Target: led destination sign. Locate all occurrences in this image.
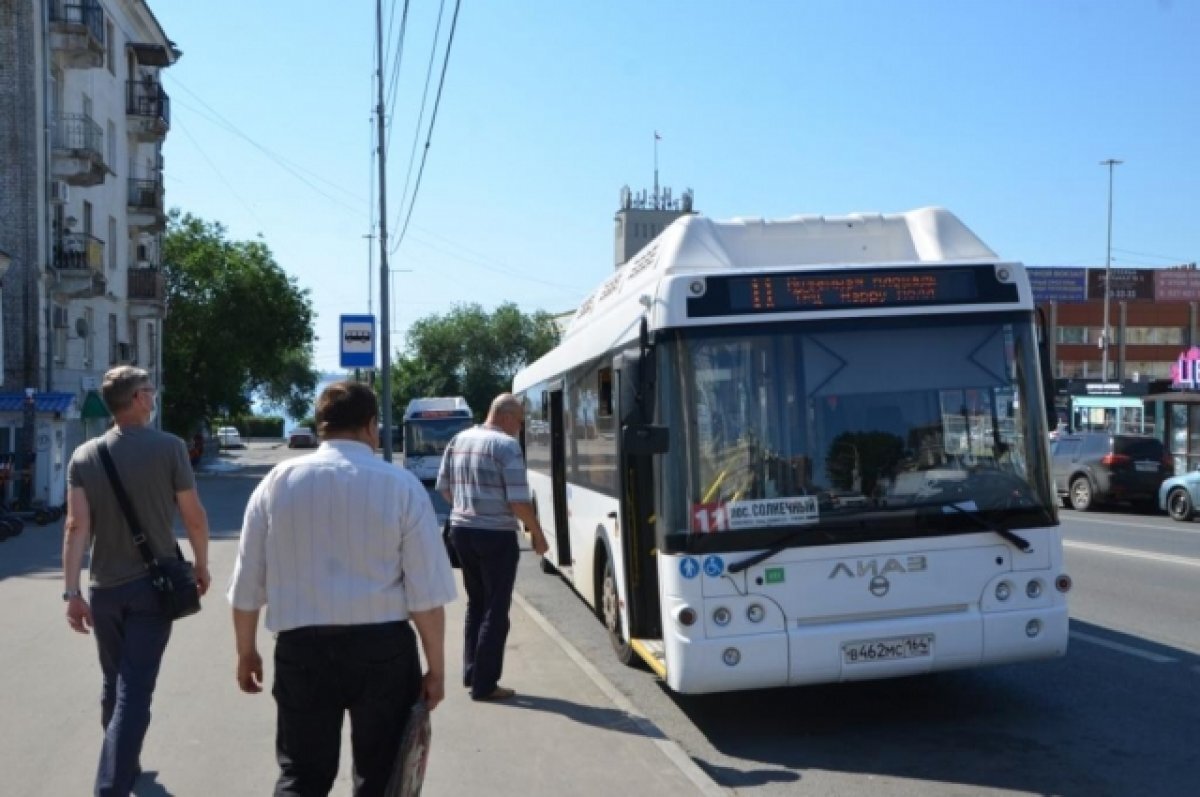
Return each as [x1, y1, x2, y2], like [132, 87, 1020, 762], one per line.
[687, 265, 1019, 317]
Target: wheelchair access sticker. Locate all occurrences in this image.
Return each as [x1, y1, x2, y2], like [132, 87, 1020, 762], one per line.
[703, 555, 725, 578]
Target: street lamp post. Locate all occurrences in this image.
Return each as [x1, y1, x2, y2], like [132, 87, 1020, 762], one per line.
[1100, 158, 1122, 382]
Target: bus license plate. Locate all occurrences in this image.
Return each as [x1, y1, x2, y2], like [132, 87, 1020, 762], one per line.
[842, 635, 933, 665]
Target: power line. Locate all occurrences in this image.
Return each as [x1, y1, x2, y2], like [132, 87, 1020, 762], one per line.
[173, 115, 266, 229]
[1112, 246, 1195, 263]
[392, 0, 448, 234]
[166, 77, 366, 215]
[391, 0, 462, 254]
[383, 0, 412, 139]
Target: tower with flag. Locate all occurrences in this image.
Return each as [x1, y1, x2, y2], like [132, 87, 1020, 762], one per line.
[613, 131, 695, 268]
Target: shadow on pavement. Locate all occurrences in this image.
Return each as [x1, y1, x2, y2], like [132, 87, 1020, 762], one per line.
[670, 619, 1200, 796]
[507, 693, 660, 738]
[133, 770, 174, 796]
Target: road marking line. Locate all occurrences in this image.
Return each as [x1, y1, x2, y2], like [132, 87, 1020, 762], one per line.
[1070, 631, 1178, 663]
[1064, 540, 1200, 569]
[1060, 513, 1200, 535]
[513, 591, 729, 796]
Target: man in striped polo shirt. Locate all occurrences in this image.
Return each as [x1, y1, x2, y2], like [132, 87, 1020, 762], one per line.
[438, 393, 548, 701]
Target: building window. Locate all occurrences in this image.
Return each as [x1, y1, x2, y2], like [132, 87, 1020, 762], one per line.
[127, 318, 139, 365]
[52, 305, 67, 364]
[1056, 327, 1090, 344]
[108, 216, 117, 270]
[106, 21, 115, 75]
[1123, 327, 1185, 346]
[83, 307, 94, 367]
[108, 313, 118, 365]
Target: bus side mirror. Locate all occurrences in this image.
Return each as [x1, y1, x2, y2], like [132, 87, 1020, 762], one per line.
[622, 424, 669, 456]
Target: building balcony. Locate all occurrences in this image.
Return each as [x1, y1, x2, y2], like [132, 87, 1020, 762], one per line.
[52, 233, 107, 298]
[126, 80, 170, 142]
[127, 268, 165, 318]
[49, 0, 106, 70]
[127, 178, 166, 231]
[51, 114, 109, 186]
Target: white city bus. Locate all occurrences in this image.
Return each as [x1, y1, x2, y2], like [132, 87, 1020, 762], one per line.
[513, 208, 1071, 694]
[399, 397, 473, 485]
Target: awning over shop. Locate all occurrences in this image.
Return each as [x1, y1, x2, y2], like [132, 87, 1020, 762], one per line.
[80, 390, 110, 420]
[0, 392, 76, 414]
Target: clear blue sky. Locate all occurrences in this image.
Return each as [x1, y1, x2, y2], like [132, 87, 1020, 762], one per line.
[152, 1, 1200, 373]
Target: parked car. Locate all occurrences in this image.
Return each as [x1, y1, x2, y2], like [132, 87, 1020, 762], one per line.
[287, 426, 318, 448]
[1158, 468, 1200, 521]
[1051, 432, 1171, 511]
[216, 426, 244, 449]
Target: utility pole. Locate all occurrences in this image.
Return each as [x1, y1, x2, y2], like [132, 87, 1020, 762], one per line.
[1100, 158, 1123, 382]
[363, 232, 374, 315]
[375, 0, 393, 461]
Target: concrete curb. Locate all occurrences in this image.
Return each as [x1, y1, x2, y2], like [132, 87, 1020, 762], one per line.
[512, 591, 730, 797]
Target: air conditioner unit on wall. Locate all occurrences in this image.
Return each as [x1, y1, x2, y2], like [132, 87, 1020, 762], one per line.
[50, 180, 69, 204]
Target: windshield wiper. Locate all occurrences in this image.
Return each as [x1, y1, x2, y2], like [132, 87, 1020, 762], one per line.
[727, 525, 839, 574]
[931, 500, 1032, 552]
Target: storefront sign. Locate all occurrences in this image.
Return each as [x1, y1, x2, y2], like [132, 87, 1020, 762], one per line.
[1155, 270, 1200, 302]
[1171, 347, 1200, 390]
[1084, 382, 1124, 395]
[1029, 267, 1088, 302]
[1088, 268, 1155, 301]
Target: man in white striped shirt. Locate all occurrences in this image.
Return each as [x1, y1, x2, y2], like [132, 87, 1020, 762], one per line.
[228, 381, 456, 796]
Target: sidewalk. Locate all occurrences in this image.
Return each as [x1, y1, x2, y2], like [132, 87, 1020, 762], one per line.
[420, 581, 721, 796]
[0, 513, 721, 796]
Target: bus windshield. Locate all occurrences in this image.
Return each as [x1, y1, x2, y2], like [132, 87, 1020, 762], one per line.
[662, 313, 1055, 546]
[404, 417, 473, 457]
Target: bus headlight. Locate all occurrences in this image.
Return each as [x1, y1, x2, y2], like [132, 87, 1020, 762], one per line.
[712, 607, 732, 627]
[1026, 619, 1042, 638]
[995, 582, 1012, 601]
[1026, 580, 1043, 599]
[722, 647, 741, 666]
[746, 604, 765, 623]
[675, 606, 697, 627]
[1055, 574, 1073, 593]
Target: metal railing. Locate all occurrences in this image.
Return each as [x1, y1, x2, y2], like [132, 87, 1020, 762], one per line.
[127, 268, 164, 302]
[53, 113, 103, 156]
[126, 80, 171, 128]
[127, 178, 163, 211]
[54, 232, 105, 272]
[49, 0, 105, 46]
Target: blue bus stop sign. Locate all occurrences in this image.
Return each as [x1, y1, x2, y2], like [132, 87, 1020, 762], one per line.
[340, 314, 375, 368]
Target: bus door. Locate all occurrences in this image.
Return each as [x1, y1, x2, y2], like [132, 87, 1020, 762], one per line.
[548, 389, 572, 567]
[614, 353, 665, 640]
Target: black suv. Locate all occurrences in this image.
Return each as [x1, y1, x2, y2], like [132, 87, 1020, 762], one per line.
[1051, 432, 1172, 511]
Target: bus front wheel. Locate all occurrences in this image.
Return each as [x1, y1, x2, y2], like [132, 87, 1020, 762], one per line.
[599, 551, 636, 666]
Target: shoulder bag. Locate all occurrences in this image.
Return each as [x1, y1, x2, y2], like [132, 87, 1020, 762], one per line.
[97, 440, 202, 620]
[443, 517, 461, 569]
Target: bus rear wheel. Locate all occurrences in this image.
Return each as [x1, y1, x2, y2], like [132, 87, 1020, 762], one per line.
[599, 553, 636, 666]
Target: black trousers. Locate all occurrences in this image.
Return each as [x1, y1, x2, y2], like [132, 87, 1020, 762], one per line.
[449, 527, 519, 699]
[272, 621, 421, 797]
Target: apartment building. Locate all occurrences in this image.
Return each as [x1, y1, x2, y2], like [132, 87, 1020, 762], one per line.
[0, 0, 175, 508]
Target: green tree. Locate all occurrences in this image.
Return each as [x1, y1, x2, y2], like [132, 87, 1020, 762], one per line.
[390, 303, 560, 420]
[162, 211, 318, 434]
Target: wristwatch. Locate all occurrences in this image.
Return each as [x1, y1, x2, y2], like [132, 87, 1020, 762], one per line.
[62, 588, 83, 601]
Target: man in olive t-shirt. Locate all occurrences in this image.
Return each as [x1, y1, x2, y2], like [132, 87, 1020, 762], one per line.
[62, 366, 211, 797]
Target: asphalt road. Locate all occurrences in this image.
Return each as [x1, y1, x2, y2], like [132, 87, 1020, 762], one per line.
[517, 503, 1200, 796]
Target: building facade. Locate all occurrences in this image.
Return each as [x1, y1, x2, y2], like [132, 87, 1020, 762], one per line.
[1035, 264, 1200, 381]
[0, 0, 175, 507]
